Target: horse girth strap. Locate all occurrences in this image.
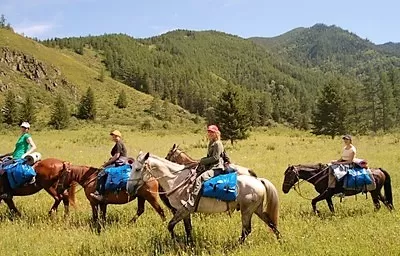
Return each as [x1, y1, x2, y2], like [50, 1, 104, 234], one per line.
[57, 162, 72, 193]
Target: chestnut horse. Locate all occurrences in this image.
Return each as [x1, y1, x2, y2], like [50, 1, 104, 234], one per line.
[283, 164, 394, 214]
[165, 144, 258, 177]
[62, 161, 171, 225]
[0, 158, 77, 217]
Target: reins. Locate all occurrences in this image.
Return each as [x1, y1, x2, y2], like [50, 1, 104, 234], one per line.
[292, 166, 329, 200]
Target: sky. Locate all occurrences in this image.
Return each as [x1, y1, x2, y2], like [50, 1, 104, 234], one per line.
[0, 0, 399, 44]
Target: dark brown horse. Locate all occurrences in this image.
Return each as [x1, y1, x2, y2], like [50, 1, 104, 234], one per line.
[282, 164, 393, 214]
[0, 158, 76, 217]
[62, 160, 172, 224]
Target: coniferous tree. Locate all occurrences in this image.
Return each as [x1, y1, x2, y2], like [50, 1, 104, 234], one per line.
[311, 80, 348, 138]
[2, 91, 18, 125]
[20, 95, 36, 124]
[377, 72, 396, 131]
[78, 87, 96, 120]
[213, 86, 250, 145]
[161, 100, 173, 121]
[115, 89, 128, 109]
[0, 14, 6, 27]
[49, 94, 70, 129]
[99, 67, 105, 82]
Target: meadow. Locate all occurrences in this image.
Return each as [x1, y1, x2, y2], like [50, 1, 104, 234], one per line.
[0, 126, 399, 256]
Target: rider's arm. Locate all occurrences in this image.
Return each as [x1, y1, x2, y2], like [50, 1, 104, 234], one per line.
[102, 143, 123, 167]
[21, 137, 37, 158]
[199, 142, 223, 166]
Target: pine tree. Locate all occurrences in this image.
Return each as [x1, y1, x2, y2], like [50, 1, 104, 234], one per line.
[78, 87, 96, 120]
[311, 80, 348, 138]
[99, 67, 105, 82]
[377, 72, 396, 131]
[0, 14, 6, 27]
[20, 95, 36, 124]
[2, 91, 18, 125]
[213, 86, 250, 145]
[115, 89, 128, 109]
[49, 94, 70, 129]
[149, 96, 162, 119]
[161, 100, 173, 121]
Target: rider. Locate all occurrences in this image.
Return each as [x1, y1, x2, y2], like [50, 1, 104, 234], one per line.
[0, 122, 37, 199]
[181, 124, 226, 212]
[90, 130, 127, 202]
[328, 134, 356, 189]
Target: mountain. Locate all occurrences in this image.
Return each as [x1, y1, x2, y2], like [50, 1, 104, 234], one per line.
[250, 23, 400, 77]
[0, 28, 197, 129]
[42, 30, 342, 128]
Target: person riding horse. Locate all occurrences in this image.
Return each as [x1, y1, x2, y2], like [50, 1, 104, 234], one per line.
[0, 122, 37, 199]
[180, 125, 227, 214]
[90, 130, 127, 202]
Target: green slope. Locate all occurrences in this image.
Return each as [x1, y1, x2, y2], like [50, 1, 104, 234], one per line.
[0, 29, 197, 128]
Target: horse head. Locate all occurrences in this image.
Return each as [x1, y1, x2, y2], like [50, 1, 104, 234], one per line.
[127, 152, 150, 195]
[282, 165, 299, 193]
[165, 144, 180, 161]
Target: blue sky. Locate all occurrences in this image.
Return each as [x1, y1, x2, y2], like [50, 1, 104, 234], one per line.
[1, 0, 399, 44]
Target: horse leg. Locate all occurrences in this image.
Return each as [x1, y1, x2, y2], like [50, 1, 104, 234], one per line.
[44, 187, 62, 216]
[311, 190, 330, 214]
[90, 203, 101, 233]
[370, 191, 381, 211]
[255, 210, 281, 240]
[143, 193, 166, 222]
[183, 216, 193, 244]
[62, 190, 70, 217]
[326, 197, 335, 213]
[239, 210, 253, 243]
[4, 198, 21, 217]
[100, 203, 107, 223]
[130, 196, 145, 223]
[167, 207, 191, 240]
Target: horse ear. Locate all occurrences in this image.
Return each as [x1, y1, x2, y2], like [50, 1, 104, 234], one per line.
[144, 152, 150, 161]
[172, 144, 176, 150]
[176, 144, 180, 149]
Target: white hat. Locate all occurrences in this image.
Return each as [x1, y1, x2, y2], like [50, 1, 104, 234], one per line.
[21, 122, 30, 128]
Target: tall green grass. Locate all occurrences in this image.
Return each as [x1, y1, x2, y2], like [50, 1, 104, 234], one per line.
[0, 127, 398, 255]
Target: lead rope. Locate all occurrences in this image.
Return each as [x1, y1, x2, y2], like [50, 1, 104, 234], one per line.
[293, 167, 329, 201]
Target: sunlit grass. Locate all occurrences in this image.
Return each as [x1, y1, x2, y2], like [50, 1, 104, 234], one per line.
[0, 126, 398, 255]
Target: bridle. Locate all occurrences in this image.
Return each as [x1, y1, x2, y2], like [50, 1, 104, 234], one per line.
[166, 147, 185, 162]
[284, 165, 329, 200]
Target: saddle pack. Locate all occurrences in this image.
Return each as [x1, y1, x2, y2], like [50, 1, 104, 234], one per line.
[104, 164, 132, 191]
[202, 172, 238, 201]
[2, 159, 36, 189]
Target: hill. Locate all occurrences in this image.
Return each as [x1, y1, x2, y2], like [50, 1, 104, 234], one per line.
[0, 28, 198, 130]
[42, 30, 343, 129]
[250, 23, 400, 76]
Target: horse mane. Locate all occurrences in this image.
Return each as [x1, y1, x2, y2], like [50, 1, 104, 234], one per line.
[294, 163, 328, 172]
[149, 154, 184, 170]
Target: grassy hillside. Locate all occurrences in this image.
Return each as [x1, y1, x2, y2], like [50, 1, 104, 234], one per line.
[0, 29, 198, 129]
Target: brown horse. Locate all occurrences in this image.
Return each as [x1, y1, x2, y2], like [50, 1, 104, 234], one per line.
[0, 158, 77, 217]
[282, 164, 394, 214]
[165, 144, 258, 177]
[62, 161, 171, 225]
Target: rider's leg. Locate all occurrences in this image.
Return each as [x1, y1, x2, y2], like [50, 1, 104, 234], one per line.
[90, 169, 108, 202]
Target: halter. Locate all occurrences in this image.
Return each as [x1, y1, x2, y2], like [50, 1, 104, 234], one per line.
[285, 165, 329, 200]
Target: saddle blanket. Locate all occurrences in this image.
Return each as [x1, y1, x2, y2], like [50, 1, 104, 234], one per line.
[104, 164, 132, 191]
[202, 172, 238, 201]
[2, 159, 36, 189]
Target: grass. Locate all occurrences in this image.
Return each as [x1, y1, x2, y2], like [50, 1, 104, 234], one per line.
[0, 126, 399, 255]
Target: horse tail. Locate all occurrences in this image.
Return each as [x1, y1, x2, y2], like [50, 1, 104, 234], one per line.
[259, 178, 279, 228]
[380, 168, 393, 209]
[68, 182, 77, 208]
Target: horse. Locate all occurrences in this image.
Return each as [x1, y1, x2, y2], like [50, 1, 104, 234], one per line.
[0, 157, 77, 217]
[127, 152, 280, 243]
[165, 144, 258, 177]
[62, 161, 172, 226]
[282, 164, 394, 214]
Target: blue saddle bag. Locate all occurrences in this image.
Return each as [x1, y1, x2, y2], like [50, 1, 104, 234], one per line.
[202, 172, 238, 201]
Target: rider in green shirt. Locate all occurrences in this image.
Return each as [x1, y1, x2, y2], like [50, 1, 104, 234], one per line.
[0, 122, 37, 199]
